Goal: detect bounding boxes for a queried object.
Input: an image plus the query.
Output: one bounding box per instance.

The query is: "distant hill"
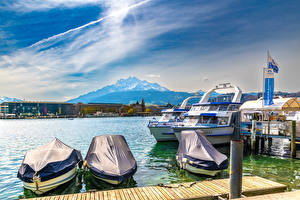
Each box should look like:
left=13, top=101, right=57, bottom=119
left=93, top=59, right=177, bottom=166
left=0, top=96, right=23, bottom=104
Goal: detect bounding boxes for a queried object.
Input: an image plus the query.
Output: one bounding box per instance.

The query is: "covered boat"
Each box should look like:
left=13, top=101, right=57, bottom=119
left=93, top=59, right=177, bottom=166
left=17, top=138, right=83, bottom=194
left=176, top=130, right=228, bottom=176
left=85, top=135, right=137, bottom=185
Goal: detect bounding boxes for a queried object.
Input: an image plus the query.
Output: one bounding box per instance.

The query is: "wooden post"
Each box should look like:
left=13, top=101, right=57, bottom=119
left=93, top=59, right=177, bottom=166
left=290, top=120, right=296, bottom=158
left=251, top=120, right=257, bottom=151
left=260, top=137, right=265, bottom=153
left=230, top=140, right=243, bottom=199
left=233, top=111, right=241, bottom=140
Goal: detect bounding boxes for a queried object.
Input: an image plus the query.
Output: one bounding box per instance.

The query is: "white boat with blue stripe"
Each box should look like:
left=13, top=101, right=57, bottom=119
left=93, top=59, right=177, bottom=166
left=148, top=96, right=199, bottom=142
left=173, top=83, right=242, bottom=145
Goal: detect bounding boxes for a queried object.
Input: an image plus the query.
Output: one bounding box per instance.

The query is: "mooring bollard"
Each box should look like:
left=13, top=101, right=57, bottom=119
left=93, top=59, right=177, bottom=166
left=290, top=120, right=296, bottom=158
left=229, top=140, right=244, bottom=199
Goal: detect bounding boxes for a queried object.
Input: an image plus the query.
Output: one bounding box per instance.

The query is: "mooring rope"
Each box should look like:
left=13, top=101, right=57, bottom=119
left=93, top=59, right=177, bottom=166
left=157, top=182, right=197, bottom=188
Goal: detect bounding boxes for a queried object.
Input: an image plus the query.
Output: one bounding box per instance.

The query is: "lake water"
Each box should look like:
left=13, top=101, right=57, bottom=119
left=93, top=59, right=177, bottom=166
left=0, top=117, right=299, bottom=199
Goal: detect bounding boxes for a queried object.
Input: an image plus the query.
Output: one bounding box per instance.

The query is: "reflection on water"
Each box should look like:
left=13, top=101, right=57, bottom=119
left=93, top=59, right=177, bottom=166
left=84, top=170, right=137, bottom=191
left=0, top=117, right=299, bottom=199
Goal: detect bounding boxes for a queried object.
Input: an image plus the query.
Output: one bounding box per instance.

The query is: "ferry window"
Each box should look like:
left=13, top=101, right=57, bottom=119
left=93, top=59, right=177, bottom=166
left=200, top=106, right=208, bottom=110
left=208, top=105, right=218, bottom=111
left=218, top=117, right=229, bottom=125
left=209, top=116, right=218, bottom=124
left=218, top=104, right=228, bottom=111
left=201, top=116, right=210, bottom=124
left=183, top=116, right=198, bottom=124
left=228, top=105, right=238, bottom=111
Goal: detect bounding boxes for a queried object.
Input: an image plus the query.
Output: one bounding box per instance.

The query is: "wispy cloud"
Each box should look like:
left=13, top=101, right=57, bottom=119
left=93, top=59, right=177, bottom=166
left=1, top=0, right=100, bottom=12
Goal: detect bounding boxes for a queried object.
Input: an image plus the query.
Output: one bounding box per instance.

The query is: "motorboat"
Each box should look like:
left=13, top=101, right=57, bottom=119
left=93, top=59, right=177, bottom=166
left=176, top=130, right=228, bottom=176
left=173, top=83, right=242, bottom=145
left=84, top=135, right=137, bottom=185
left=148, top=96, right=199, bottom=142
left=17, top=138, right=83, bottom=194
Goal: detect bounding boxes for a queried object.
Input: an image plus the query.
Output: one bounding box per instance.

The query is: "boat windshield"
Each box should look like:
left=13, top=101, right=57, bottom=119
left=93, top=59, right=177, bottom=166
left=159, top=113, right=175, bottom=122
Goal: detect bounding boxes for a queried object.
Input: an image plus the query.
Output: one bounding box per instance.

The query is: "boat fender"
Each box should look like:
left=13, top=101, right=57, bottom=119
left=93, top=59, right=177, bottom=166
left=189, top=160, right=194, bottom=165
left=83, top=160, right=89, bottom=170
left=181, top=158, right=187, bottom=169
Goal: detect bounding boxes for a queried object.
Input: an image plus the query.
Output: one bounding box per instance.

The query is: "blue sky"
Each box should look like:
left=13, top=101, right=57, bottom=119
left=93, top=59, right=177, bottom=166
left=0, top=0, right=300, bottom=101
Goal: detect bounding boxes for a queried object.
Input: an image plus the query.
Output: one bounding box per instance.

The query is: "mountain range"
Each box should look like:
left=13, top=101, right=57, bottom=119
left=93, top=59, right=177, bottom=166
left=2, top=77, right=299, bottom=105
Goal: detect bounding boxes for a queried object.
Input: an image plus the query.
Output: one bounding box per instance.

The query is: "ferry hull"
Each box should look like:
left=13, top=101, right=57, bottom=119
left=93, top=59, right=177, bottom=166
left=23, top=166, right=77, bottom=194
left=149, top=126, right=178, bottom=142
left=174, top=126, right=233, bottom=145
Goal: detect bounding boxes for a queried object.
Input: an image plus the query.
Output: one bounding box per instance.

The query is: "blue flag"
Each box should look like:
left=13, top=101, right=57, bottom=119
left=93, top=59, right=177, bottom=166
left=268, top=52, right=279, bottom=73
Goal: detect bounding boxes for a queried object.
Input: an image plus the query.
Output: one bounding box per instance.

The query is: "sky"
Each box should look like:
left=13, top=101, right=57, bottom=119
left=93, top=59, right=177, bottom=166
left=0, top=0, right=300, bottom=101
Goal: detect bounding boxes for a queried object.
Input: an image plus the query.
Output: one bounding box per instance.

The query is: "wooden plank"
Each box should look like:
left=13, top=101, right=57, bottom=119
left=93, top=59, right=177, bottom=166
left=98, top=191, right=104, bottom=200
left=143, top=187, right=160, bottom=200
left=109, top=190, right=116, bottom=200
left=122, top=188, right=131, bottom=200
left=151, top=187, right=169, bottom=200
left=114, top=189, right=122, bottom=200
left=170, top=186, right=187, bottom=199
left=116, top=189, right=126, bottom=200
left=158, top=186, right=180, bottom=199
left=155, top=186, right=173, bottom=199
left=103, top=191, right=108, bottom=200
left=128, top=188, right=140, bottom=200
left=132, top=187, right=146, bottom=200
left=140, top=187, right=153, bottom=200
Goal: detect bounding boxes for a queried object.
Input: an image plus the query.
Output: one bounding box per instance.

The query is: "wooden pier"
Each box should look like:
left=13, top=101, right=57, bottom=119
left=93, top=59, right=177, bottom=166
left=21, top=176, right=286, bottom=200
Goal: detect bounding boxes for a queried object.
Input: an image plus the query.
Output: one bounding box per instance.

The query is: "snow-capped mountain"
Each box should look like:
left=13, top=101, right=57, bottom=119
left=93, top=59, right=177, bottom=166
left=115, top=77, right=169, bottom=92
left=68, top=77, right=170, bottom=103
left=0, top=96, right=23, bottom=104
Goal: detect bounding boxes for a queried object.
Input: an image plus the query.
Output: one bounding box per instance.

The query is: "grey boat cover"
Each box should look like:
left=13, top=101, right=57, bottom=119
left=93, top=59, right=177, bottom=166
left=85, top=135, right=137, bottom=182
left=17, top=138, right=83, bottom=183
left=176, top=130, right=228, bottom=171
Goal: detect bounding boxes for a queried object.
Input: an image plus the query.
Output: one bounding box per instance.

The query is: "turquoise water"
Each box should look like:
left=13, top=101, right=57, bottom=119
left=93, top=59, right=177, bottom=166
left=0, top=117, right=299, bottom=199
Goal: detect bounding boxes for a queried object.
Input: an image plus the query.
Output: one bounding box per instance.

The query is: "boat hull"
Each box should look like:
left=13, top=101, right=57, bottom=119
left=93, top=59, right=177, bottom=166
left=148, top=126, right=178, bottom=142
left=174, top=126, right=233, bottom=145
left=89, top=166, right=137, bottom=185
left=91, top=173, right=122, bottom=185
left=23, top=166, right=77, bottom=194
left=177, top=161, right=221, bottom=176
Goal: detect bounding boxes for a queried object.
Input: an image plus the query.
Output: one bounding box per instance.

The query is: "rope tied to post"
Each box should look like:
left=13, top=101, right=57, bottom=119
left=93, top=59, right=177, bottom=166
left=33, top=171, right=42, bottom=193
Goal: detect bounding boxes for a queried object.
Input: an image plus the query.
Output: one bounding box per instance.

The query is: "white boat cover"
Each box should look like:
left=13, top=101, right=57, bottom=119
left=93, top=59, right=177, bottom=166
left=17, top=138, right=83, bottom=182
left=85, top=135, right=137, bottom=182
left=240, top=97, right=300, bottom=111
left=176, top=130, right=228, bottom=170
